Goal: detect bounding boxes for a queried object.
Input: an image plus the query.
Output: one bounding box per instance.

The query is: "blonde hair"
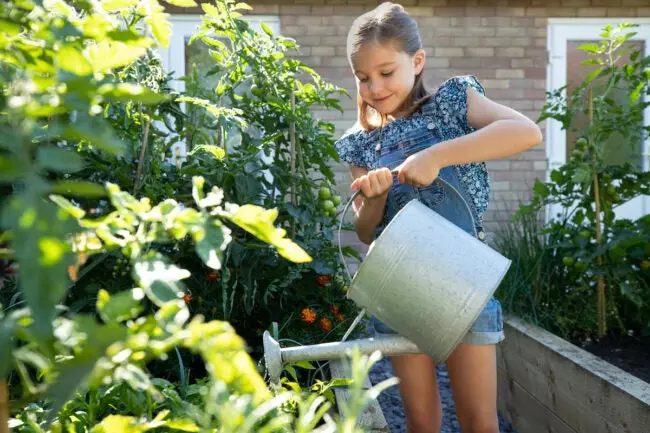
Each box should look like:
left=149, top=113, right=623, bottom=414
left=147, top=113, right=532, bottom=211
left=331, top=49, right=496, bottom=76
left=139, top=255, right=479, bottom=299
left=346, top=2, right=430, bottom=131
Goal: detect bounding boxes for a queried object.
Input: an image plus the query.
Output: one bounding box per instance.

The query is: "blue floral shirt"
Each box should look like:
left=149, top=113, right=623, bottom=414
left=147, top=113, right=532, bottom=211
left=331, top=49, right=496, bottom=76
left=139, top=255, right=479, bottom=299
left=334, top=75, right=491, bottom=226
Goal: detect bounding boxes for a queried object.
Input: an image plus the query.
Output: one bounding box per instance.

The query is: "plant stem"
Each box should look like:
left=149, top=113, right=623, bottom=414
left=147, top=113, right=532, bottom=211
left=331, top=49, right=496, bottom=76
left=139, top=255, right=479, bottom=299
left=0, top=381, right=8, bottom=433
left=134, top=110, right=152, bottom=194
left=589, top=87, right=607, bottom=337
left=290, top=85, right=297, bottom=237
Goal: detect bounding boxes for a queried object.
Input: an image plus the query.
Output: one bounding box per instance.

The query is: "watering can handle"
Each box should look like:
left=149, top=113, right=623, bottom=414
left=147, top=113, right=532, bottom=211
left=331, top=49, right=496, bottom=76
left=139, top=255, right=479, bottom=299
left=335, top=170, right=399, bottom=342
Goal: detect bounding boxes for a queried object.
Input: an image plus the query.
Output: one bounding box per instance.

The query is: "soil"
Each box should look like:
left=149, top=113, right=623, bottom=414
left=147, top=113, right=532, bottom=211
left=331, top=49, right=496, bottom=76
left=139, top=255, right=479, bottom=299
left=581, top=333, right=650, bottom=384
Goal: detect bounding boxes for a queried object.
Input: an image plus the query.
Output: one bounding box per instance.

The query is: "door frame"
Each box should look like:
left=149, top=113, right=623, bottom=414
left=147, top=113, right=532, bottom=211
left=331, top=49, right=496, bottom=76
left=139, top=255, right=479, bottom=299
left=546, top=18, right=650, bottom=221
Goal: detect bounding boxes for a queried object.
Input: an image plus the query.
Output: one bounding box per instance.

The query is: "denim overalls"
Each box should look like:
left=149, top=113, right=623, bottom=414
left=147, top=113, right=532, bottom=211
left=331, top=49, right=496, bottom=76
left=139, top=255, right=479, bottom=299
left=364, top=95, right=504, bottom=346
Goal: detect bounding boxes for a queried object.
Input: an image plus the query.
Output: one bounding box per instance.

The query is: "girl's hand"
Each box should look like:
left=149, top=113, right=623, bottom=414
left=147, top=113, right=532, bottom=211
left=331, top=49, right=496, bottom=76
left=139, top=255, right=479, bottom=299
left=351, top=168, right=393, bottom=199
left=394, top=149, right=441, bottom=188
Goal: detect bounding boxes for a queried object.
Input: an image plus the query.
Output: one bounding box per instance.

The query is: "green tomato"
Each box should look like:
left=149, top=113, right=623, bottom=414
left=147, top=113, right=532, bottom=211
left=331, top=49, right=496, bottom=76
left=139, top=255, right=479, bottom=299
left=562, top=256, right=575, bottom=266
left=328, top=207, right=337, bottom=217
left=318, top=186, right=331, bottom=200
left=575, top=137, right=588, bottom=148
left=579, top=230, right=591, bottom=239
left=322, top=200, right=334, bottom=211
left=332, top=195, right=342, bottom=206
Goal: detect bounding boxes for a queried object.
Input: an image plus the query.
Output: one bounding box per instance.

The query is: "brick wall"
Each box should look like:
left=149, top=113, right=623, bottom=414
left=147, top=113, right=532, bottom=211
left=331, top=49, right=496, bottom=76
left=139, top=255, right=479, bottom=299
left=164, top=0, right=650, bottom=243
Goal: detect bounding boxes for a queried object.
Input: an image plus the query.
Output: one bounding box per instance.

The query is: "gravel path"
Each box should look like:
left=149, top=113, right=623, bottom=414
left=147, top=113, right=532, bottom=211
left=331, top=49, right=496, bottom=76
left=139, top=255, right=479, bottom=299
left=368, top=357, right=517, bottom=433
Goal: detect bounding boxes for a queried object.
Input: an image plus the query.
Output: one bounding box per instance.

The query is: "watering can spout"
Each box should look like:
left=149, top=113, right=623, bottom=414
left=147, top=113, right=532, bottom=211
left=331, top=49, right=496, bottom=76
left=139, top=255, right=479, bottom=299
left=263, top=330, right=422, bottom=388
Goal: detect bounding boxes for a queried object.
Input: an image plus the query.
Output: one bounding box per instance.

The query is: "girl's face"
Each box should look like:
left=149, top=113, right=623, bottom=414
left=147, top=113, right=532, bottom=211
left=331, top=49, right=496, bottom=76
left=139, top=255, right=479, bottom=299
left=351, top=42, right=425, bottom=117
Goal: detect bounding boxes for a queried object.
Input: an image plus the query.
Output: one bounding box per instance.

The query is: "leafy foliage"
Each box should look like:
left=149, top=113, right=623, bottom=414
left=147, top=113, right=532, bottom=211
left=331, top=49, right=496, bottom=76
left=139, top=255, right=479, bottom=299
left=0, top=0, right=383, bottom=431
left=507, top=23, right=650, bottom=340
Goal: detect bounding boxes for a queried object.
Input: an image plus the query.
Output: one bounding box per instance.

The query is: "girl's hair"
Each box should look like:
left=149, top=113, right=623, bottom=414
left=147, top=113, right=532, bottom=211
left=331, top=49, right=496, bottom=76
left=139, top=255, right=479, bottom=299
left=346, top=2, right=430, bottom=131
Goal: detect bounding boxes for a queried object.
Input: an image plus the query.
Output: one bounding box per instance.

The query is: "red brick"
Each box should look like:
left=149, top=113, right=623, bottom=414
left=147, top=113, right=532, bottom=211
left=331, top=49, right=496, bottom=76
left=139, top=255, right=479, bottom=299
left=577, top=7, right=607, bottom=16
left=525, top=7, right=547, bottom=16
left=311, top=6, right=334, bottom=15
left=465, top=6, right=497, bottom=16
left=496, top=69, right=525, bottom=78
left=432, top=7, right=467, bottom=16
left=561, top=0, right=590, bottom=6
left=607, top=7, right=638, bottom=16
left=466, top=47, right=496, bottom=57
left=279, top=5, right=311, bottom=15
left=435, top=47, right=464, bottom=57
left=525, top=68, right=546, bottom=78
left=497, top=47, right=525, bottom=57
left=450, top=17, right=482, bottom=26
left=496, top=27, right=528, bottom=37
left=496, top=7, right=526, bottom=16
left=481, top=36, right=514, bottom=47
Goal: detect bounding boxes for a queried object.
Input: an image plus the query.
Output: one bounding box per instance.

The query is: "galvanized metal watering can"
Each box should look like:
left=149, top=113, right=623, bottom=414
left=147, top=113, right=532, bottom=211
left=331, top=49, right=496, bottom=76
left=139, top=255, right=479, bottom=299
left=264, top=176, right=511, bottom=386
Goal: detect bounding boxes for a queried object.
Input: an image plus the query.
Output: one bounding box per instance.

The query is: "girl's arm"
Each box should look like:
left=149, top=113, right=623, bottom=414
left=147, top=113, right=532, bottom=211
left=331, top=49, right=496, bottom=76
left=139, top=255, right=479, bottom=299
left=431, top=88, right=543, bottom=167
left=395, top=88, right=543, bottom=186
left=349, top=166, right=392, bottom=245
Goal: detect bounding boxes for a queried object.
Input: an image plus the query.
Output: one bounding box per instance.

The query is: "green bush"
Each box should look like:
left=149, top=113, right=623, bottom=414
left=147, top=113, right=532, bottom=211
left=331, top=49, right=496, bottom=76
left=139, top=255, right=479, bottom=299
left=500, top=23, right=650, bottom=341
left=0, top=0, right=385, bottom=430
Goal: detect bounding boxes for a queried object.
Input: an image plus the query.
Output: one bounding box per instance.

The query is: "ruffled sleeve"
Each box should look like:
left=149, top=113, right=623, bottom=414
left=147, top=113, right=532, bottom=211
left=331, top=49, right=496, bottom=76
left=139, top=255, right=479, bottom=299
left=334, top=127, right=377, bottom=170
left=432, top=75, right=486, bottom=135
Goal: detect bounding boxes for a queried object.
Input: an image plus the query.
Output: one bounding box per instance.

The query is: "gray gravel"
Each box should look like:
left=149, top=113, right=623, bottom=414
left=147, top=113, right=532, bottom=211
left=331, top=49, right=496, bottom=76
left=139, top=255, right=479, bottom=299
left=368, top=357, right=517, bottom=433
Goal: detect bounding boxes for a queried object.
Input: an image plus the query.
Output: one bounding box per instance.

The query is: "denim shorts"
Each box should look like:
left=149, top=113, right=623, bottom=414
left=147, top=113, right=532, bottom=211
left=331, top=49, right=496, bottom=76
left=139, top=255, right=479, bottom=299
left=370, top=297, right=505, bottom=345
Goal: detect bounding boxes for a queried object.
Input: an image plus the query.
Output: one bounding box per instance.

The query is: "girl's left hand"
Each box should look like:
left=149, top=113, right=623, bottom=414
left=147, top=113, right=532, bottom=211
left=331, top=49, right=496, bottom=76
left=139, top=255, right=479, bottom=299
left=394, top=149, right=441, bottom=188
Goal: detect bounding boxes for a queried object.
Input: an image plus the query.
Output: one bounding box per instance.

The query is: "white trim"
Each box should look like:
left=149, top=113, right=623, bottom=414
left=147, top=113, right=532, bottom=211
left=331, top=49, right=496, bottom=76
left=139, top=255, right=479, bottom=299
left=546, top=19, right=650, bottom=221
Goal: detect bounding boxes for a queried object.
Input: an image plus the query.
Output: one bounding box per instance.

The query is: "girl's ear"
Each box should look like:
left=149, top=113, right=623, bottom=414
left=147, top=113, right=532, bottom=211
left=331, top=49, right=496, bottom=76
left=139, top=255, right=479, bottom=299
left=413, top=48, right=425, bottom=75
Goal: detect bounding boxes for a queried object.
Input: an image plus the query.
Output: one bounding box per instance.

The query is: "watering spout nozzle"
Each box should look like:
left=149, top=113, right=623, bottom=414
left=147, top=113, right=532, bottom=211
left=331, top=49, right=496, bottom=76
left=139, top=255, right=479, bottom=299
left=263, top=330, right=422, bottom=388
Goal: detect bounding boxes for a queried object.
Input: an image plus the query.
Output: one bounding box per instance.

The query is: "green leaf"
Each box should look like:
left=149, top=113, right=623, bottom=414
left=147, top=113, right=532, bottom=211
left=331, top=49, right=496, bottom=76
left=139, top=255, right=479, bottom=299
left=585, top=68, right=602, bottom=84
left=51, top=181, right=107, bottom=198
left=47, top=321, right=127, bottom=420
left=56, top=45, right=93, bottom=76
left=0, top=156, right=24, bottom=181
left=261, top=22, right=274, bottom=38
left=0, top=19, right=21, bottom=36
left=572, top=164, right=592, bottom=185
left=102, top=0, right=139, bottom=12
left=578, top=43, right=601, bottom=54
left=188, top=144, right=226, bottom=160
left=98, top=83, right=168, bottom=104
left=37, top=147, right=85, bottom=173
left=97, top=288, right=144, bottom=323
left=133, top=256, right=188, bottom=307
left=165, top=0, right=197, bottom=6
left=234, top=3, right=253, bottom=11
left=225, top=204, right=312, bottom=263
left=144, top=1, right=172, bottom=48
left=86, top=41, right=149, bottom=72
left=0, top=316, right=15, bottom=379
left=61, top=118, right=123, bottom=155
left=164, top=420, right=200, bottom=432
left=195, top=223, right=229, bottom=270
left=629, top=82, right=646, bottom=105
left=49, top=195, right=86, bottom=219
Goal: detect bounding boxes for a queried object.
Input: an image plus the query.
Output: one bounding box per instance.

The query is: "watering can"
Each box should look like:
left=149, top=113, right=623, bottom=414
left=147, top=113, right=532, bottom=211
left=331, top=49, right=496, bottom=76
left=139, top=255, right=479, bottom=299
left=263, top=175, right=511, bottom=387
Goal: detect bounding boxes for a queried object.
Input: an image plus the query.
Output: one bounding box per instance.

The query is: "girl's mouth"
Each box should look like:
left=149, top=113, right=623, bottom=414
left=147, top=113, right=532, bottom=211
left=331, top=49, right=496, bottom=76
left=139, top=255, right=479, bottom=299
left=373, top=94, right=392, bottom=104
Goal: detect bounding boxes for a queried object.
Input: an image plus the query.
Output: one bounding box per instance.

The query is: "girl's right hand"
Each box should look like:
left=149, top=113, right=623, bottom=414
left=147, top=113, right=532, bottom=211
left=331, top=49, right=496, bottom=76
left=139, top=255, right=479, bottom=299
left=351, top=168, right=393, bottom=199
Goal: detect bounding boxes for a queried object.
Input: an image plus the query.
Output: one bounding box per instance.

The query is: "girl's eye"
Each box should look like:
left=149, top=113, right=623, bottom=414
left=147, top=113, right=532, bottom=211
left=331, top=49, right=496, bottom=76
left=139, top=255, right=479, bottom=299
left=381, top=71, right=394, bottom=77
left=358, top=77, right=369, bottom=83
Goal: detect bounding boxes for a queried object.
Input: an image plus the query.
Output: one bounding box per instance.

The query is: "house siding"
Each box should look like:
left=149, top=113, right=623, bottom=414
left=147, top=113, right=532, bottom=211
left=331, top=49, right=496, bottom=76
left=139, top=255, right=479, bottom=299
left=165, top=1, right=650, bottom=248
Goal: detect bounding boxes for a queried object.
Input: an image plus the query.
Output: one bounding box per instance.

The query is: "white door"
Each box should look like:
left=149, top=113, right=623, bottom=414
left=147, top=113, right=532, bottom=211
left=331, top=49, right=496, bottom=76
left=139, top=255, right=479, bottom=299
left=157, top=14, right=281, bottom=164
left=547, top=19, right=650, bottom=222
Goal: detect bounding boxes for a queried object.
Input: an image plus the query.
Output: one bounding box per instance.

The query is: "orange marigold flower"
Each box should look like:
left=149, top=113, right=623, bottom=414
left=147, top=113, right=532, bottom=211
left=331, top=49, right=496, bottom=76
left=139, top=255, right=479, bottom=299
left=319, top=317, right=333, bottom=333
left=335, top=313, right=345, bottom=323
left=301, top=308, right=317, bottom=324
left=329, top=305, right=339, bottom=315
left=315, top=275, right=331, bottom=287
left=206, top=271, right=219, bottom=281
left=183, top=293, right=193, bottom=304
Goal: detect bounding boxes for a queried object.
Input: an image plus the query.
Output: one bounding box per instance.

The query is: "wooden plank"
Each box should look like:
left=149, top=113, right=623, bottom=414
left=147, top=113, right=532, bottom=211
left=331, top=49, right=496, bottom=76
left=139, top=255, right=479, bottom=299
left=500, top=318, right=650, bottom=433
left=329, top=359, right=390, bottom=432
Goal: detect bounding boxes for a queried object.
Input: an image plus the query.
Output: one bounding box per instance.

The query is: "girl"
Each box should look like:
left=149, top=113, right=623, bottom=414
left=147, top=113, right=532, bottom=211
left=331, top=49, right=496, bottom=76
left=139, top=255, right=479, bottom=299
left=335, top=3, right=542, bottom=433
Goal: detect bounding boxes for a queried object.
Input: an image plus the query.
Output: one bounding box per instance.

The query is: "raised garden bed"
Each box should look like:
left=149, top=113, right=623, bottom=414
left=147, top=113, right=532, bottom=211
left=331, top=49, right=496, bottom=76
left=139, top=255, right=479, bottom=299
left=498, top=316, right=650, bottom=433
